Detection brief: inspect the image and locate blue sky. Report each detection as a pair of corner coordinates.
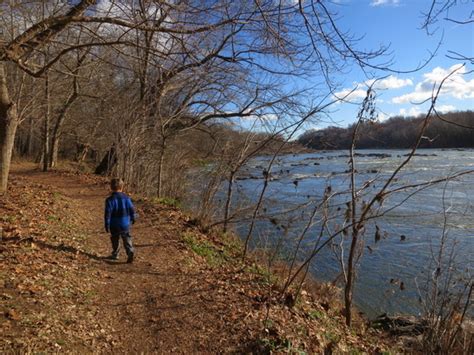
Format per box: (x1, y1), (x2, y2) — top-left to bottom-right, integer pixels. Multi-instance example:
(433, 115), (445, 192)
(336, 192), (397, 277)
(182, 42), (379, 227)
(318, 0), (474, 128)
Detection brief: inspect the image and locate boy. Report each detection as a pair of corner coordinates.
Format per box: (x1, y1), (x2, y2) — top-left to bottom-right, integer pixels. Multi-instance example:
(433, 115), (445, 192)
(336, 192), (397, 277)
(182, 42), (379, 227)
(104, 178), (136, 263)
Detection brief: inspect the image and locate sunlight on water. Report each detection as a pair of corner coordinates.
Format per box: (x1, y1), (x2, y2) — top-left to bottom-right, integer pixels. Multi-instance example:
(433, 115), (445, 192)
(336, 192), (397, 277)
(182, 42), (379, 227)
(233, 149), (474, 317)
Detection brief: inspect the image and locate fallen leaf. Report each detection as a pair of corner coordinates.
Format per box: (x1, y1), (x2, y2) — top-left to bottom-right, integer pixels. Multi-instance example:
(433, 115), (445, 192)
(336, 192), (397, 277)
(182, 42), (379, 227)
(6, 309), (21, 321)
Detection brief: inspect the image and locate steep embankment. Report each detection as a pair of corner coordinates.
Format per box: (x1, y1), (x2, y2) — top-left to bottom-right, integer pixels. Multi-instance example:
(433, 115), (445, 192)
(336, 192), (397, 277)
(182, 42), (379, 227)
(1, 164), (393, 353)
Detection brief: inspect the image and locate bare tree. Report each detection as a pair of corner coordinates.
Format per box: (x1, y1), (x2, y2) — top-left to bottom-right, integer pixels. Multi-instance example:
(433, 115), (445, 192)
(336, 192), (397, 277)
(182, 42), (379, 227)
(279, 66), (473, 328)
(417, 180), (473, 354)
(0, 0), (97, 192)
(422, 0), (473, 63)
(1, 0), (392, 194)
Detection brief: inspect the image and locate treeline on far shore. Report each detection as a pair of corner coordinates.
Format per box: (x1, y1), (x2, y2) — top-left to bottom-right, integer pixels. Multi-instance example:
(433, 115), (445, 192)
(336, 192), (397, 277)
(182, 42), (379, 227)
(298, 111), (474, 150)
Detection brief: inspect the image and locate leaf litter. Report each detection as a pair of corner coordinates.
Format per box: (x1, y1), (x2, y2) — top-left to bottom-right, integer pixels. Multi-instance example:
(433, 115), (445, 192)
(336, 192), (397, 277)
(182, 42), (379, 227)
(1, 165), (395, 353)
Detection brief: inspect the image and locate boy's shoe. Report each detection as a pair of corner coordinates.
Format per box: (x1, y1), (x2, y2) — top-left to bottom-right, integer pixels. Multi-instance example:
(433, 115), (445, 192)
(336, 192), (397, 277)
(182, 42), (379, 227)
(105, 255), (118, 260)
(126, 253), (134, 264)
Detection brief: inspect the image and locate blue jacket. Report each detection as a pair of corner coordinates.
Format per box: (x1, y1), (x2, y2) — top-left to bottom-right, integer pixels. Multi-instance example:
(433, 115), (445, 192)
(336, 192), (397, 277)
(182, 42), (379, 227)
(104, 192), (136, 232)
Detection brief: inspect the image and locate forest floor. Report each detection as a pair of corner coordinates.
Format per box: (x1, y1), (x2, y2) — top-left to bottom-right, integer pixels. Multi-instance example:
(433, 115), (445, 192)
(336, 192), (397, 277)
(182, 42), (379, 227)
(1, 163), (396, 353)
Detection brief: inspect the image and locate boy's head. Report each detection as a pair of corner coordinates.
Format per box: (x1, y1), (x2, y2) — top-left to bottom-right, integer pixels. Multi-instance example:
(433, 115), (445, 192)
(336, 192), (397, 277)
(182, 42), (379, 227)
(110, 178), (124, 192)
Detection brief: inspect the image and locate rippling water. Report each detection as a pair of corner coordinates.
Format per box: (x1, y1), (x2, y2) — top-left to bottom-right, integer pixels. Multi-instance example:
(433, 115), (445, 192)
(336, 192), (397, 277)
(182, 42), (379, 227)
(231, 149), (474, 318)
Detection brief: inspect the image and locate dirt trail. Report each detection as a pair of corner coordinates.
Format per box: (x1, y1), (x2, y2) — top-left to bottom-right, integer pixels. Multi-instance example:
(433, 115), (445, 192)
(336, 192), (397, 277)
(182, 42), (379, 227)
(9, 168), (245, 353)
(3, 167), (393, 354)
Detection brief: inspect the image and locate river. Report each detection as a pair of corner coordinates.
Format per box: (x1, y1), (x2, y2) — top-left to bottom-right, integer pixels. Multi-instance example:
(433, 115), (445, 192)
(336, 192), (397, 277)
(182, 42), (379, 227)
(228, 149), (474, 318)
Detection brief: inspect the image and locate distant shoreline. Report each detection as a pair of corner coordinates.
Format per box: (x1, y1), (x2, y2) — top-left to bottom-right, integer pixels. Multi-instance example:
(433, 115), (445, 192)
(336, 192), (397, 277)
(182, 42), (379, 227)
(297, 111), (474, 151)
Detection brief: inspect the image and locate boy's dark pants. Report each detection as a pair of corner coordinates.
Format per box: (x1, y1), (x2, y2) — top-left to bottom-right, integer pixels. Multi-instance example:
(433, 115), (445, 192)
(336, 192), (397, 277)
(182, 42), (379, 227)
(110, 230), (134, 258)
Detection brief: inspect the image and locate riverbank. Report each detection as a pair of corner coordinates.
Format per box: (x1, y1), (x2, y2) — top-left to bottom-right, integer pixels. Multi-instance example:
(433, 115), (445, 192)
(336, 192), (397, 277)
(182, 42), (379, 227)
(1, 163), (396, 353)
(297, 110), (474, 150)
(228, 149), (474, 319)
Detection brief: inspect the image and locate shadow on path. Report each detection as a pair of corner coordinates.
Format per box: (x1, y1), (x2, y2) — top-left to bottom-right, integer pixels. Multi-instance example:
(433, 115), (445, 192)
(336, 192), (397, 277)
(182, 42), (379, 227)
(34, 239), (108, 261)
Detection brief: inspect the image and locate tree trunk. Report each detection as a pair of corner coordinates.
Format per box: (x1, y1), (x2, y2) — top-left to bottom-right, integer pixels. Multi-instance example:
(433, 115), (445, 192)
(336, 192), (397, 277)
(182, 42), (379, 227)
(51, 135), (59, 168)
(24, 116), (35, 157)
(0, 63), (18, 194)
(76, 143), (90, 163)
(50, 96), (76, 168)
(42, 72), (50, 172)
(76, 120), (99, 164)
(344, 232), (358, 327)
(223, 170), (235, 233)
(94, 147), (117, 175)
(49, 56), (80, 168)
(156, 139), (166, 197)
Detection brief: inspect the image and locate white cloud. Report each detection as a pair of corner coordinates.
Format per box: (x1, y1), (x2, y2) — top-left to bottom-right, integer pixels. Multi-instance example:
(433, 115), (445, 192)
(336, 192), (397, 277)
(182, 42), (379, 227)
(392, 64), (474, 104)
(397, 104), (455, 118)
(436, 105), (456, 113)
(333, 88), (368, 102)
(229, 111), (279, 122)
(378, 112), (391, 121)
(368, 75), (413, 90)
(370, 0), (400, 7)
(334, 74), (412, 103)
(94, 1), (167, 40)
(399, 107), (423, 117)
